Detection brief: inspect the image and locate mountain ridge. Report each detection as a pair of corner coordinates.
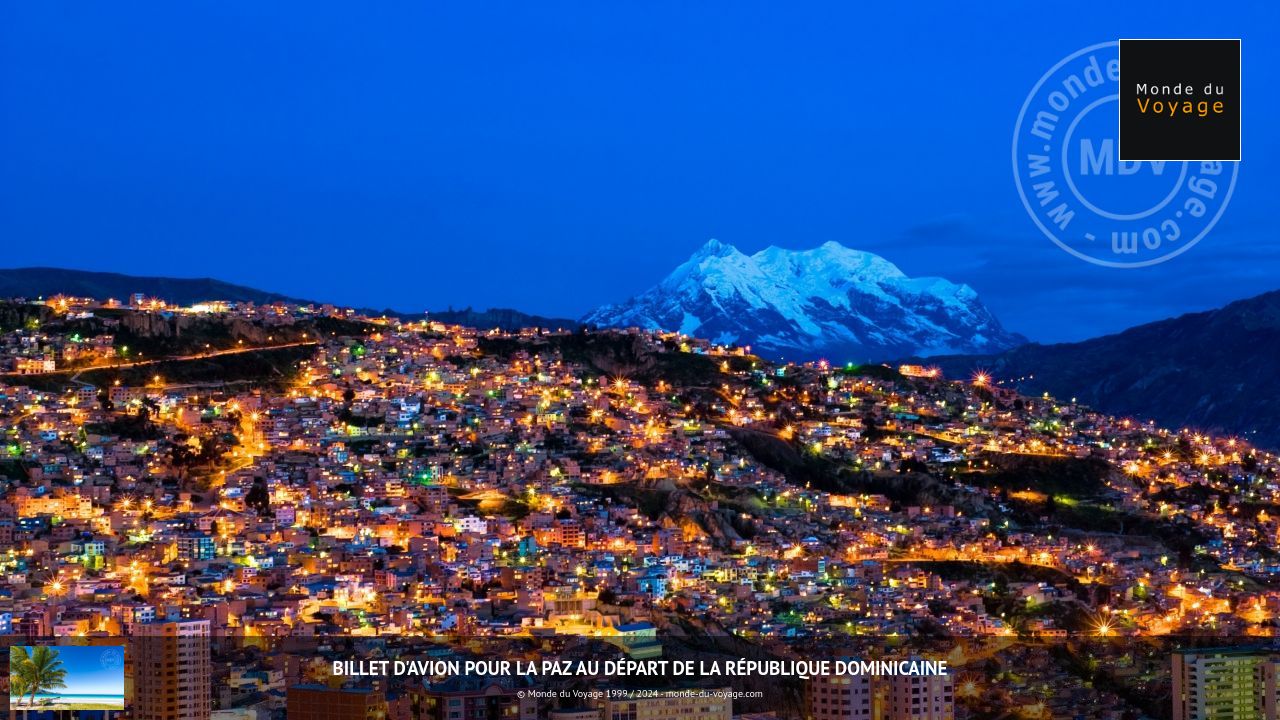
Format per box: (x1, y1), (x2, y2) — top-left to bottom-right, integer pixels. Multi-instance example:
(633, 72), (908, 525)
(0, 267), (299, 306)
(583, 239), (1025, 362)
(922, 289), (1280, 447)
(7, 265), (1280, 445)
(0, 267), (576, 332)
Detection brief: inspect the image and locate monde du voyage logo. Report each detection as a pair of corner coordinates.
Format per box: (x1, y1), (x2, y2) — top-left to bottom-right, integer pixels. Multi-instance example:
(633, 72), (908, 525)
(1012, 40), (1240, 268)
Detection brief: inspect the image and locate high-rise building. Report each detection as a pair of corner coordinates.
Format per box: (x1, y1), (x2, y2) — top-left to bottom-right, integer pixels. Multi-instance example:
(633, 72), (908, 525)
(129, 619), (212, 720)
(1173, 648), (1274, 720)
(287, 684), (387, 720)
(806, 670), (953, 720)
(1259, 658), (1280, 720)
(807, 673), (874, 720)
(596, 688), (732, 720)
(883, 673), (953, 720)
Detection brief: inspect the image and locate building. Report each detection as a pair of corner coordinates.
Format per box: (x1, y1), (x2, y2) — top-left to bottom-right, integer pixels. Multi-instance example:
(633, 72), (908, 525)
(806, 670), (952, 720)
(549, 709), (602, 720)
(287, 684), (387, 720)
(129, 619), (212, 720)
(883, 673), (953, 720)
(807, 673), (874, 720)
(15, 357), (55, 374)
(1261, 659), (1280, 720)
(416, 678), (534, 720)
(597, 687), (732, 720)
(177, 534), (217, 561)
(897, 365), (940, 379)
(609, 622), (662, 659)
(1173, 648), (1274, 720)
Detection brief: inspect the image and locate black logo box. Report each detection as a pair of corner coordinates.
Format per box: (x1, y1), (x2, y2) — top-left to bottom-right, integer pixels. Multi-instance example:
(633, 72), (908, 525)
(1119, 38), (1240, 161)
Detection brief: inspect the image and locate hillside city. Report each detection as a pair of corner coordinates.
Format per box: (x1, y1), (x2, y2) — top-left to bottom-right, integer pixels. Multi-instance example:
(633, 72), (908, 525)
(2, 294), (1280, 720)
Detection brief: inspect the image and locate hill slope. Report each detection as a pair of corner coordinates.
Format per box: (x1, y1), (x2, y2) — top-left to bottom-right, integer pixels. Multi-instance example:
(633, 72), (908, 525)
(0, 267), (299, 306)
(0, 268), (574, 331)
(926, 290), (1280, 447)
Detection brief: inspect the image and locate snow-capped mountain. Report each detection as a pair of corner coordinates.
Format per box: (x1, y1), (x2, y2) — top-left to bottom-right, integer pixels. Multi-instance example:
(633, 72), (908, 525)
(582, 239), (1025, 361)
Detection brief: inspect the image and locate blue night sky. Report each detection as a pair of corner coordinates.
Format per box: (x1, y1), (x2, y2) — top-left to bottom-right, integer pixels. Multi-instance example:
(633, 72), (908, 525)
(10, 646), (124, 697)
(1, 1), (1276, 343)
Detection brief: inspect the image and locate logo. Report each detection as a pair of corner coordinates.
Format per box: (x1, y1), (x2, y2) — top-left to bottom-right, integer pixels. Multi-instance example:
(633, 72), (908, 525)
(1119, 39), (1240, 161)
(1012, 41), (1238, 267)
(100, 647), (124, 670)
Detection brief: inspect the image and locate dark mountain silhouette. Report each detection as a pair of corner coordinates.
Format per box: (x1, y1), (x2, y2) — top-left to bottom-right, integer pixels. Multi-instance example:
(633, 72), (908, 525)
(0, 267), (574, 331)
(924, 290), (1280, 448)
(0, 267), (299, 306)
(426, 307), (576, 330)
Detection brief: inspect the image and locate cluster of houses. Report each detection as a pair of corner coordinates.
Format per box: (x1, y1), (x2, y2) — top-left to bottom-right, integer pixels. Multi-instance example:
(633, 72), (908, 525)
(2, 297), (1279, 718)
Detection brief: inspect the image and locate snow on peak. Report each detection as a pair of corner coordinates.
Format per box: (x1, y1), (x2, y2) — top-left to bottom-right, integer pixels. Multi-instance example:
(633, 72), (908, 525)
(692, 237), (736, 259)
(584, 239), (1024, 361)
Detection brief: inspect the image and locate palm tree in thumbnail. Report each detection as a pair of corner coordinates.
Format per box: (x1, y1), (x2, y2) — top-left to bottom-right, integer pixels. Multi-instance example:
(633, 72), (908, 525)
(9, 646), (34, 718)
(12, 646), (68, 709)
